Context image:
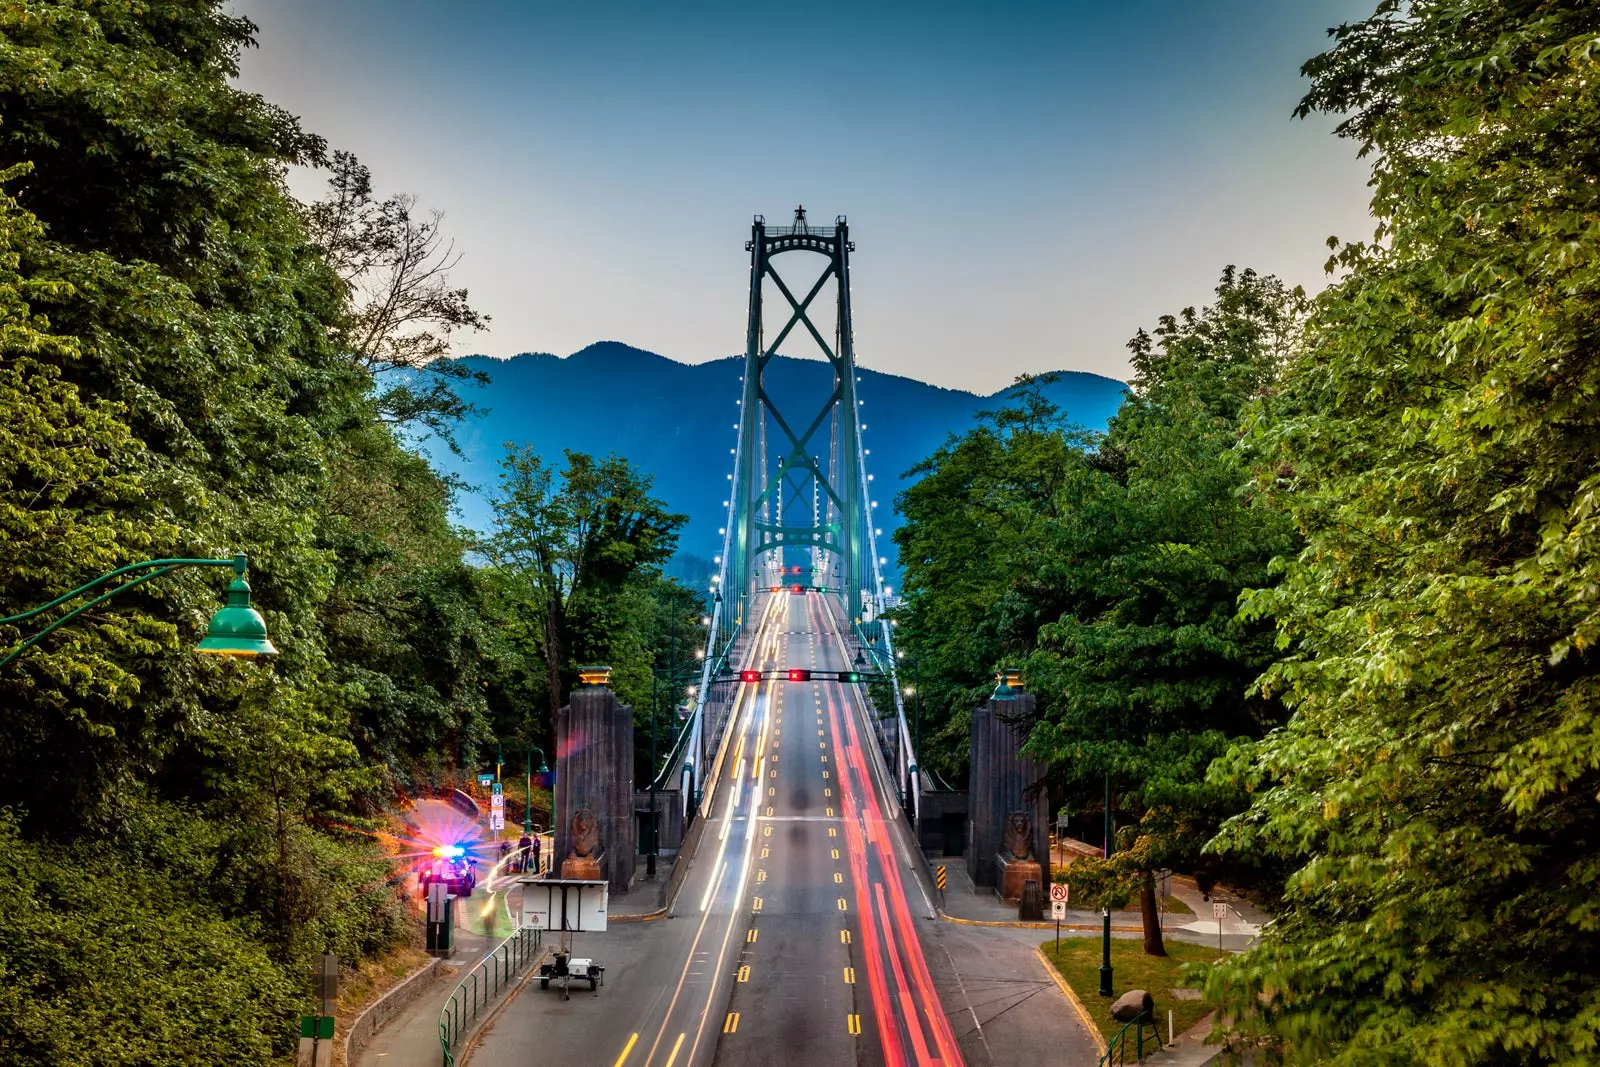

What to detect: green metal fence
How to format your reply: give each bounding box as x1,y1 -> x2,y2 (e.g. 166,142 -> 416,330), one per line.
437,925 -> 542,1067
1098,1009 -> 1161,1066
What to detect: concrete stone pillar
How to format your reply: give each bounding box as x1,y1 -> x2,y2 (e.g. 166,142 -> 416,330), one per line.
554,683 -> 636,892
966,691 -> 1050,890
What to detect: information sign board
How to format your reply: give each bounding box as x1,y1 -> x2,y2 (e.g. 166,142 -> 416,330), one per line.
1049,883 -> 1069,904
477,773 -> 494,787
1051,900 -> 1067,921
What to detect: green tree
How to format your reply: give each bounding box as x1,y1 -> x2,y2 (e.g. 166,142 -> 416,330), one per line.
1203,2 -> 1600,1062
1025,268 -> 1303,954
487,447 -> 687,729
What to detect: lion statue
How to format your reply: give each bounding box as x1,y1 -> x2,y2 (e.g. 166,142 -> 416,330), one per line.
1001,811 -> 1034,862
570,807 -> 601,858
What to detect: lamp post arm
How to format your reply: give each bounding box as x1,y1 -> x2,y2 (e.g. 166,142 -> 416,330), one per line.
0,555 -> 243,627
0,555 -> 246,669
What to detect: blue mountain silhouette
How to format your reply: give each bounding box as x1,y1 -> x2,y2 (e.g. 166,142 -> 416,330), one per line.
424,342 -> 1127,579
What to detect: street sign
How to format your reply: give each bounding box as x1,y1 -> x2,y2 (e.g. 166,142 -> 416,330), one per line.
1049,883 -> 1069,904
490,790 -> 505,831
491,792 -> 505,812
1213,901 -> 1228,920
1155,868 -> 1172,898
492,780 -> 503,796
490,811 -> 505,831
935,865 -> 947,891
477,774 -> 494,787
1051,900 -> 1067,921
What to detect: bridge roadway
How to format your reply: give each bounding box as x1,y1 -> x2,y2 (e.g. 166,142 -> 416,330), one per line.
470,590 -> 965,1067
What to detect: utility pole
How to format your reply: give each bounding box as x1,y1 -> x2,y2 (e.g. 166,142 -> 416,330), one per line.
1100,707 -> 1114,997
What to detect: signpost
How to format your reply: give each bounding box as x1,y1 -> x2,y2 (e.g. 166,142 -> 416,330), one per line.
1213,901 -> 1229,949
490,788 -> 505,832
295,955 -> 338,1067
477,773 -> 495,787
1050,883 -> 1069,951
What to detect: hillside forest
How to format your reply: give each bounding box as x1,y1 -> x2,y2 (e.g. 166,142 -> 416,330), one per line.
0,5 -> 698,1063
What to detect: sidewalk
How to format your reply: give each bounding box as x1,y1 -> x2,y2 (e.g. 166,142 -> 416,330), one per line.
930,853 -> 1146,930
352,859 -> 679,1067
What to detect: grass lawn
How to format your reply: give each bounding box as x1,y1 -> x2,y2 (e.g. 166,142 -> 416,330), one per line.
1040,937 -> 1220,1044
1160,895 -> 1193,917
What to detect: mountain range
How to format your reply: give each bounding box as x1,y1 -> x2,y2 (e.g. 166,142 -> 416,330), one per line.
422,342 -> 1128,579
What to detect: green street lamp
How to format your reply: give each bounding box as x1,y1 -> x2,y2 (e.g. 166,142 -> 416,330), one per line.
1,553 -> 275,668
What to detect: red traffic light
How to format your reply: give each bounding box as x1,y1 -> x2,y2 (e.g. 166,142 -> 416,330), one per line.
787,668 -> 811,682
791,584 -> 804,594
790,565 -> 803,574
740,670 -> 761,683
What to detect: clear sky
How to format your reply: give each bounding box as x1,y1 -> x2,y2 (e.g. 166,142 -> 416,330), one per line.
234,0 -> 1376,392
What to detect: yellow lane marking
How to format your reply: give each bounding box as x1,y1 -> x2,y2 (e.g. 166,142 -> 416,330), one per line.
724,1013 -> 740,1034
844,967 -> 855,984
664,1032 -> 686,1067
832,848 -> 840,859
766,806 -> 774,816
764,826 -> 772,837
840,929 -> 851,944
757,870 -> 767,882
837,897 -> 848,911
826,807 -> 835,816
761,847 -> 769,858
822,770 -> 829,779
747,928 -> 758,943
824,788 -> 832,797
818,729 -> 825,736
768,787 -> 776,796
828,827 -> 837,837
847,1014 -> 862,1035
737,964 -> 750,982
834,872 -> 844,883
753,896 -> 763,910
821,755 -> 828,763
820,742 -> 826,749
613,1032 -> 639,1067
771,770 -> 777,778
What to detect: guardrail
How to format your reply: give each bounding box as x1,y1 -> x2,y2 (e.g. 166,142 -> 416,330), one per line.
1097,1009 -> 1160,1065
437,925 -> 542,1066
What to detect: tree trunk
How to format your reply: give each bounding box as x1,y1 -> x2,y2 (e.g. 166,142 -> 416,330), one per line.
1140,868 -> 1167,956
544,594 -> 565,728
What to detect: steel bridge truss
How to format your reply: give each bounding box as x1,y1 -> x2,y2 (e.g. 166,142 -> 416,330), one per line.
671,209 -> 920,829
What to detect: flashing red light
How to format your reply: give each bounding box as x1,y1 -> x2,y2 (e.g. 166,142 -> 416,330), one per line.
769,585 -> 781,593
740,670 -> 761,683
791,584 -> 804,594
787,668 -> 812,682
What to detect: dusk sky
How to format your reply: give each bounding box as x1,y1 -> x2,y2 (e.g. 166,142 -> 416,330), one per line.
235,1 -> 1376,393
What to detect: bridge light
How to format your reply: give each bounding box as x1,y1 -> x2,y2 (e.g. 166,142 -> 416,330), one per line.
791,584 -> 803,594
787,669 -> 811,682
740,670 -> 761,683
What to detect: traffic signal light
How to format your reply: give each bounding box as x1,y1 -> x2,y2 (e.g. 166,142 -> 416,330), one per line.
791,584 -> 804,594
740,670 -> 761,683
787,668 -> 811,682
842,671 -> 862,683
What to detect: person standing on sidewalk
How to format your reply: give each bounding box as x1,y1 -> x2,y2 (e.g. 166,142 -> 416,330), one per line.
516,832 -> 532,873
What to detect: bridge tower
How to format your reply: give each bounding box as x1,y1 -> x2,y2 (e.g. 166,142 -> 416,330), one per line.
719,207 -> 872,636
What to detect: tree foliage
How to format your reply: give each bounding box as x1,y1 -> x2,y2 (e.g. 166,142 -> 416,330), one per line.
1201,2 -> 1600,1063
0,5 -> 685,1062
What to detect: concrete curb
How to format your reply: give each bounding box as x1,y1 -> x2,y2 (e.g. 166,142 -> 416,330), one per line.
1034,944 -> 1109,1057
342,956 -> 445,1066
455,947 -> 552,1066
612,905 -> 669,923
938,910 -> 1144,932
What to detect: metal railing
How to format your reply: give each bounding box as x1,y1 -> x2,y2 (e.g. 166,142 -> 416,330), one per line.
1098,1009 -> 1160,1066
438,925 -> 542,1066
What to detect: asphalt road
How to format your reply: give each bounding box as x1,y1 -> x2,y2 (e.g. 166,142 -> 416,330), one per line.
470,591 -> 1098,1067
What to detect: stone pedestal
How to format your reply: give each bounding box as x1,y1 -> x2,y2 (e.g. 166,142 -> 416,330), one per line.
967,692 -> 1051,891
997,857 -> 1044,903
560,854 -> 604,880
554,686 -> 636,893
